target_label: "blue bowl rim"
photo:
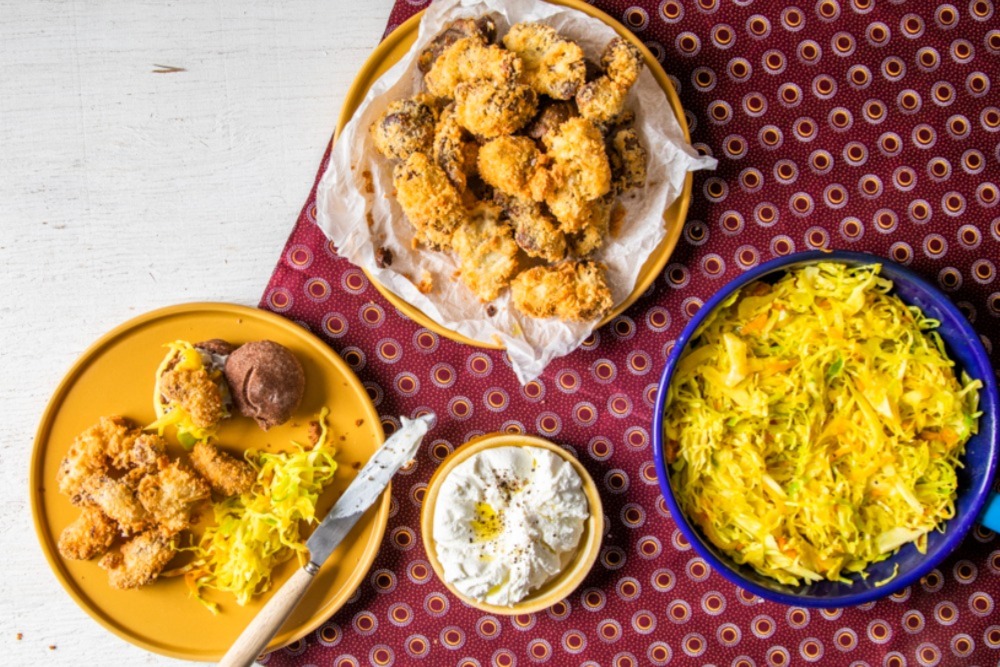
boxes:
[651,249,999,607]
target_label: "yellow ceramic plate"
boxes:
[421,433,603,615]
[334,1,694,349]
[30,303,388,661]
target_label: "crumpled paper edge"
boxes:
[316,0,716,384]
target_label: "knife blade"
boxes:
[219,414,433,667]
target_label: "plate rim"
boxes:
[332,0,695,349]
[29,301,389,661]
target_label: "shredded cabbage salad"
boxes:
[185,409,338,611]
[664,262,981,585]
[147,340,229,448]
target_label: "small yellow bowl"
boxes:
[421,433,604,615]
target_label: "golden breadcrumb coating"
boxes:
[477,135,551,201]
[575,76,630,126]
[609,127,647,194]
[159,367,224,429]
[82,475,151,536]
[137,460,210,533]
[58,506,118,561]
[424,37,522,99]
[454,80,538,139]
[502,23,586,100]
[433,103,479,191]
[567,196,613,257]
[511,260,614,321]
[393,151,468,250]
[451,202,521,302]
[370,95,438,161]
[418,17,497,73]
[543,117,611,231]
[56,416,135,500]
[497,194,567,262]
[99,527,176,590]
[190,442,256,497]
[525,100,579,140]
[600,37,643,87]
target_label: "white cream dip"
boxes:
[432,445,589,606]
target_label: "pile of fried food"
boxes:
[370,17,648,322]
[55,338,306,590]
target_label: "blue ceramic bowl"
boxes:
[652,250,999,607]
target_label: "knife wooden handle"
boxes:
[218,565,317,667]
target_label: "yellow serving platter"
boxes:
[30,303,388,661]
[334,1,695,349]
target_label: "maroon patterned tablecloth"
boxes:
[258,1,1000,665]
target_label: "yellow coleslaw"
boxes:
[185,408,338,611]
[664,262,981,585]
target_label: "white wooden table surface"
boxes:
[0,1,397,664]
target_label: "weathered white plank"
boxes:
[0,1,396,664]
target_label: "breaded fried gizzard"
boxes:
[190,442,256,497]
[418,17,497,73]
[424,37,522,99]
[502,23,586,100]
[451,202,521,302]
[58,506,119,561]
[370,95,438,161]
[433,103,480,192]
[393,152,468,250]
[496,195,567,263]
[137,460,211,533]
[477,135,550,202]
[454,80,538,139]
[99,527,176,590]
[543,117,611,231]
[511,260,614,322]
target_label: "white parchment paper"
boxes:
[316,0,716,383]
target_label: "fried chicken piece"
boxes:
[393,151,468,250]
[601,37,643,87]
[496,194,567,262]
[136,460,210,533]
[567,196,614,257]
[608,127,647,194]
[82,475,151,535]
[424,37,521,99]
[477,136,551,201]
[525,100,579,140]
[58,506,118,561]
[433,103,479,191]
[452,202,520,302]
[511,260,614,322]
[99,527,176,590]
[418,16,497,73]
[454,80,538,139]
[543,117,611,232]
[502,23,586,100]
[159,367,224,429]
[190,442,256,497]
[57,416,136,500]
[370,95,438,161]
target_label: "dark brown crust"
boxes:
[194,339,236,356]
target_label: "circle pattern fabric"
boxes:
[260,1,1000,665]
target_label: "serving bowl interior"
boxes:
[652,250,998,607]
[421,433,604,615]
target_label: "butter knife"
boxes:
[219,414,433,667]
